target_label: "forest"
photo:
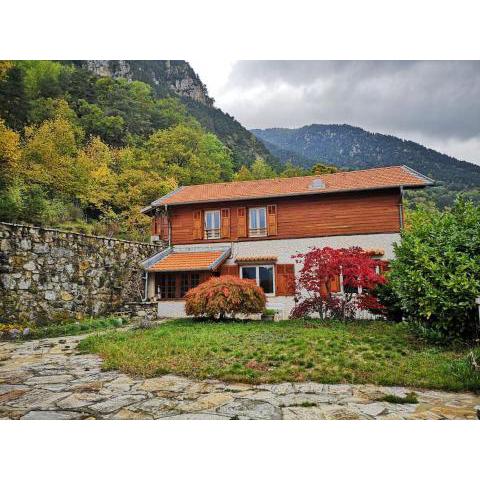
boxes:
[0,61,325,240]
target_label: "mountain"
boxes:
[70,60,279,170]
[252,124,480,191]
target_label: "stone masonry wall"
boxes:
[0,222,162,324]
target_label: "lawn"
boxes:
[78,319,480,392]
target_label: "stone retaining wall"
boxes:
[0,222,163,324]
[118,302,160,322]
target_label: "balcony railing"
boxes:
[204,228,220,239]
[249,227,267,237]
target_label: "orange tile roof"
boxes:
[148,250,226,272]
[146,165,433,208]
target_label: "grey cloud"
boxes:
[216,61,480,163]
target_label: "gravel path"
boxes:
[0,334,479,420]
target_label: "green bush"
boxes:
[389,199,480,341]
[370,281,403,322]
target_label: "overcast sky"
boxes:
[190,61,480,166]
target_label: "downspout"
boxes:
[399,186,405,230]
[143,270,148,302]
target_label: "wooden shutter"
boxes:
[220,264,240,277]
[152,215,166,237]
[221,208,231,238]
[237,207,247,237]
[275,264,295,296]
[379,260,390,273]
[193,210,203,240]
[267,204,277,236]
[160,215,169,241]
[328,275,341,293]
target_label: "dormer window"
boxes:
[204,210,221,239]
[249,207,267,237]
[310,178,325,189]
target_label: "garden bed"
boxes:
[79,319,480,392]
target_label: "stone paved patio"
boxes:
[1,334,479,420]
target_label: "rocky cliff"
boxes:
[82,60,213,106]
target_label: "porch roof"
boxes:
[141,246,231,273]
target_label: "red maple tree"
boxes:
[290,247,386,321]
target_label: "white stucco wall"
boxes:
[156,297,297,320]
[155,233,400,319]
[216,232,400,265]
[157,300,187,318]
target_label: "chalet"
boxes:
[141,165,433,319]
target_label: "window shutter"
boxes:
[328,275,341,293]
[220,264,240,277]
[160,215,169,241]
[237,207,247,237]
[193,210,203,240]
[379,261,390,273]
[275,264,295,296]
[221,208,231,238]
[151,216,157,235]
[267,204,277,236]
[320,281,328,296]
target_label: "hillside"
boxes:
[0,60,286,240]
[69,60,278,170]
[252,124,480,190]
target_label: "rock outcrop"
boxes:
[83,60,213,106]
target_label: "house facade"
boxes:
[141,165,433,319]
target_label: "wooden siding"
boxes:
[166,188,402,245]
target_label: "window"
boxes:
[180,272,200,297]
[259,266,274,294]
[157,273,177,299]
[341,272,360,295]
[249,207,267,237]
[156,272,203,300]
[204,210,220,239]
[240,265,275,294]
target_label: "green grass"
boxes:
[78,318,480,392]
[29,316,128,339]
[379,392,419,404]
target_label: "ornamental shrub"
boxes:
[389,198,480,340]
[290,246,385,321]
[184,275,266,320]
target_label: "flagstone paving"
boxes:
[0,334,479,420]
